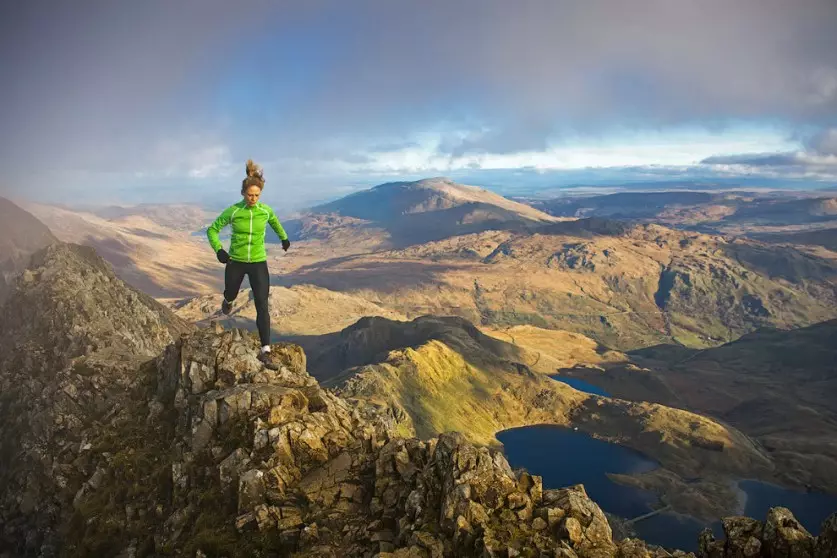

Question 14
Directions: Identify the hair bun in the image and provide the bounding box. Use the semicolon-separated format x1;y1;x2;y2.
246;159;264;180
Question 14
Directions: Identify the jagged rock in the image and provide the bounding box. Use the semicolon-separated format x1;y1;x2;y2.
815;513;837;558
722;516;763;558
0;242;193;552
235;512;257;532
219;448;252;488
551;485;618;558
618;538;652;558
763;507;815;558
238;469;266;512
699;528;725;558
699;508;827;558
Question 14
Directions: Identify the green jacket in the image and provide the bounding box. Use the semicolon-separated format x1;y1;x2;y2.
207;201;288;263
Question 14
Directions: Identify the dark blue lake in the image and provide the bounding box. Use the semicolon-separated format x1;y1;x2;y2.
496;426;657;519
550;375;611;396
740;480;837;534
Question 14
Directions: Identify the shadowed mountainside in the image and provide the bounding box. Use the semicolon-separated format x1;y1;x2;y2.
0;242;194;552
559;318;837;498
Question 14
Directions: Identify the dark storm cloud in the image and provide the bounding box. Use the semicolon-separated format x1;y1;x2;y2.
701;153;805;167
701;126;837;176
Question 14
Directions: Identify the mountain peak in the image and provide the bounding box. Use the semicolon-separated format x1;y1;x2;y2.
300;177;562;248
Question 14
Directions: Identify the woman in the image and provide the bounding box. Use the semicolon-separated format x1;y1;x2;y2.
206;159;290;367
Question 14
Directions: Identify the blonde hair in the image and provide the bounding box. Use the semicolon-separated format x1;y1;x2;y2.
241;159;265;193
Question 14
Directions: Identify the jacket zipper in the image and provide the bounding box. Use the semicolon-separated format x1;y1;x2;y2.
248;206;253;262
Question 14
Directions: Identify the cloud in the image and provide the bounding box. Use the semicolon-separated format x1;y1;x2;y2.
806;127;837;156
700;153;837;181
2;0;837;203
439;120;555;157
697;126;837;180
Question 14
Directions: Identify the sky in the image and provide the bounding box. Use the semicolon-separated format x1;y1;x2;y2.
1;0;836;211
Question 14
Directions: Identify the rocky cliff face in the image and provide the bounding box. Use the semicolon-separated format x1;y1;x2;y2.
0;242;835;557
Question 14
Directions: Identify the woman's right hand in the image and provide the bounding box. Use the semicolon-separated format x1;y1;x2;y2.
216;249;230;264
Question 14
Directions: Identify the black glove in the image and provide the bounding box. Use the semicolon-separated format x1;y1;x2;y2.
216;249;230;264
281;239;291;252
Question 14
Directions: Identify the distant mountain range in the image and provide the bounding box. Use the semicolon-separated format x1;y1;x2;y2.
277;216;837;350
529;190;837;241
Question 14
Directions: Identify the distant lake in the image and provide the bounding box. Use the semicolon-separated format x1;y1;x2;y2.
550;375;611;397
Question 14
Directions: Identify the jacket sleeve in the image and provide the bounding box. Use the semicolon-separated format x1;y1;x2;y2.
267;207;288;241
207;207;232;252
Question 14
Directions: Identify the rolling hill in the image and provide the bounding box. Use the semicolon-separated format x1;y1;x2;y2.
277;219;837;350
172;283;407;336
18;201;223;297
284;177;565;249
531;191;837;236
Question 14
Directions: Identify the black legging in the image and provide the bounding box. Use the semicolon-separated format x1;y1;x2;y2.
224;260;271;346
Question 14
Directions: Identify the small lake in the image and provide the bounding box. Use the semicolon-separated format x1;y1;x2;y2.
550;375;611;397
497;425;715;551
498;426;837;552
496;426;657;519
740;480;837;535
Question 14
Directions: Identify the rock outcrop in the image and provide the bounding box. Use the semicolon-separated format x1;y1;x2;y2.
54;324;687;558
699;507;837;558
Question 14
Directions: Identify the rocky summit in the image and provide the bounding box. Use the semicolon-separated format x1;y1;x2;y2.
0;242;836;557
